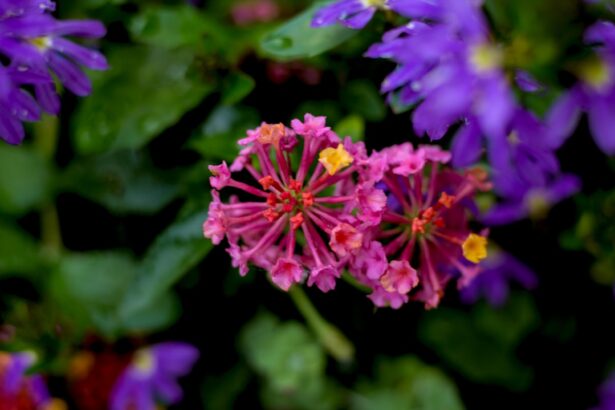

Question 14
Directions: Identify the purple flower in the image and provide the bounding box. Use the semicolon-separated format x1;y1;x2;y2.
592;372;615;410
547;21;615;155
0;0;107;144
0;351;63;408
482;173;580;225
110;343;199;410
460;249;537;306
365;0;516;149
312;0;440;30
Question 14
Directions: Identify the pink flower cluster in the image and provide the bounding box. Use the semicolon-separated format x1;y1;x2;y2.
203;114;491;309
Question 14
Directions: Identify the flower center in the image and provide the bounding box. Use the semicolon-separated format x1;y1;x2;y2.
410;192;454;235
361;0;387;8
133;349;155;376
470;43;502;73
576;55;612;90
260;176;314;229
29;36;52;51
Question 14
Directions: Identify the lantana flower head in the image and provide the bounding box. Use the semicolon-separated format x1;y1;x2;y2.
349;143;492;309
203;114;384;292
110;343;199;410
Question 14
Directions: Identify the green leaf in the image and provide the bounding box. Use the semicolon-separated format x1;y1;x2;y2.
0;221;44;276
221;72;256;105
353;356;465;410
50;252;139;335
74;45;214;154
118;291;180;333
341;80;387;122
260;2;358;60
201;366;252;410
118;211;212;319
419;293;539;391
334;115;365;142
189;105;260;161
61;150;180;214
0;145;50;215
130;5;209;49
240;312;340;409
50;251;181;337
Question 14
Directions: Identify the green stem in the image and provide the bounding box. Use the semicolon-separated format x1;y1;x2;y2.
34;114;62;256
289;286;355;363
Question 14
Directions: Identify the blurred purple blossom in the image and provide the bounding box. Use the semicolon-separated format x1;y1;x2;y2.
547;21;615;156
460;249;537;306
0;0;107;144
110;343;199;410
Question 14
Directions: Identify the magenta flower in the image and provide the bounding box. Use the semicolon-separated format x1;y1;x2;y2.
349;143;492;309
203;114;384;293
110;343;199;410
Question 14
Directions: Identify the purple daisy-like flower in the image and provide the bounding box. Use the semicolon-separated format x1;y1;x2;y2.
546;21;615;155
0;0;107;144
460;249;537;306
0;351;64;408
110;343;199;410
366;0;515;145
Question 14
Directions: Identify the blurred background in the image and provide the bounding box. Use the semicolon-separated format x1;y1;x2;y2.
1;0;615;409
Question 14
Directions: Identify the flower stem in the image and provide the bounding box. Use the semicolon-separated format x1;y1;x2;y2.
34;114;62;257
289;286;355;363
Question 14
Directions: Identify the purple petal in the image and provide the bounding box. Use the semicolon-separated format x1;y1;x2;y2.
451;120;483;167
481;201;527;225
475;74;515;139
0;110;25;144
51;38;108;70
35;83;60;114
48;52;92;96
545;89;582;149
388;0;441;19
343;7;376;29
52;20;107;38
515;70;542;93
545;174;581;204
587;95;615;155
153;343;199;376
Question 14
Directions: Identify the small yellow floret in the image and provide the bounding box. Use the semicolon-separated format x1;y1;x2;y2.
69;351;95;379
462;233;488;264
43;399;68;410
319;144;353;175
